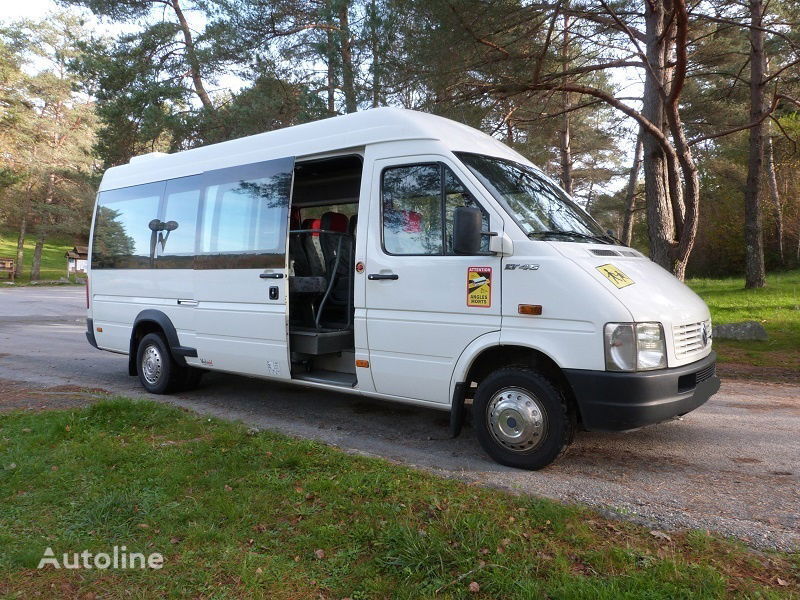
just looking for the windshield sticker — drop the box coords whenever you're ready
[467,267,492,307]
[596,264,635,289]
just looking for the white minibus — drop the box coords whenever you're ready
[86,107,720,469]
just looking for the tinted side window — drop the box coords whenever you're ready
[91,181,165,269]
[381,163,489,256]
[157,175,201,268]
[382,164,443,255]
[198,158,293,268]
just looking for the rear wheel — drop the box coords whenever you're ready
[473,368,574,470]
[136,333,184,394]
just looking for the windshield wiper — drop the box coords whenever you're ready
[528,230,614,245]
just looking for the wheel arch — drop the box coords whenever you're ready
[128,310,195,376]
[449,337,582,430]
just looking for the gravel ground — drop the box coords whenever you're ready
[0,286,798,552]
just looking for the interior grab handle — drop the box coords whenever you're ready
[368,273,399,281]
[259,273,285,279]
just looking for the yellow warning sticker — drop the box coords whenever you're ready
[596,263,635,289]
[467,266,492,307]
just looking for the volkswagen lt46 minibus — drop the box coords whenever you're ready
[85,107,720,469]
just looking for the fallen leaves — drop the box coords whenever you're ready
[314,549,325,560]
[468,581,480,593]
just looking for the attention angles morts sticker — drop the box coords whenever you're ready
[467,266,492,307]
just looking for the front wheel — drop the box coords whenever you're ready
[473,368,574,470]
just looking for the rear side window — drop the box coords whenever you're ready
[197,159,293,268]
[91,181,165,269]
[157,175,202,267]
[91,157,293,270]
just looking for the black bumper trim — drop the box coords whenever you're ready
[564,351,720,431]
[85,318,98,349]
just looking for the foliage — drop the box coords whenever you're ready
[689,269,800,379]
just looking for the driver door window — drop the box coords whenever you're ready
[381,163,489,256]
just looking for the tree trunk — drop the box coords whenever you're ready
[14,213,27,279]
[326,22,337,114]
[641,0,675,271]
[765,129,784,264]
[744,0,767,288]
[369,0,381,108]
[30,233,44,281]
[622,129,644,245]
[559,12,573,195]
[171,0,214,112]
[338,0,358,113]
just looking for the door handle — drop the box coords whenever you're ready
[177,299,198,306]
[259,273,285,279]
[367,273,399,280]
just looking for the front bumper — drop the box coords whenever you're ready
[564,351,720,431]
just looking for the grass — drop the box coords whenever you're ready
[0,228,79,283]
[0,398,797,598]
[688,269,800,378]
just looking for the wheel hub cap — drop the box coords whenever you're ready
[487,387,547,452]
[141,345,162,385]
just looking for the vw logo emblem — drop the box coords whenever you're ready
[701,323,709,346]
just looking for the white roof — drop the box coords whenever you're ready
[99,107,527,191]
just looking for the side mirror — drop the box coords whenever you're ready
[453,206,482,255]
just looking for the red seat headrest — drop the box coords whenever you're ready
[402,210,422,233]
[322,211,348,233]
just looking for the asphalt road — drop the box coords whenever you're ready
[1,286,798,551]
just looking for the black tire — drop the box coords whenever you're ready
[135,333,184,394]
[180,367,204,391]
[472,368,574,470]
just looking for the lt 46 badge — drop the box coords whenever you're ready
[467,267,492,307]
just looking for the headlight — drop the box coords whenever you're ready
[604,322,667,372]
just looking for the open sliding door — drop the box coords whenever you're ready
[192,157,295,379]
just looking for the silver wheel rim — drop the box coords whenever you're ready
[141,344,163,385]
[487,386,547,452]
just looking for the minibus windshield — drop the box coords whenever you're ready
[456,153,612,244]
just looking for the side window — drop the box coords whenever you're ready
[157,175,201,267]
[198,158,293,267]
[91,181,165,269]
[382,164,443,255]
[381,163,489,256]
[444,167,490,253]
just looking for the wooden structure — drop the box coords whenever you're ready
[0,257,14,281]
[65,246,89,276]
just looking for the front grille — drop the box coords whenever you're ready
[678,362,716,392]
[673,320,711,358]
[696,362,716,384]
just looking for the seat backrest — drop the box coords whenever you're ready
[320,212,349,272]
[348,214,358,236]
[289,209,310,276]
[301,218,324,276]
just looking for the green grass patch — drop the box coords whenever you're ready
[0,227,80,283]
[688,269,800,376]
[0,398,796,598]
